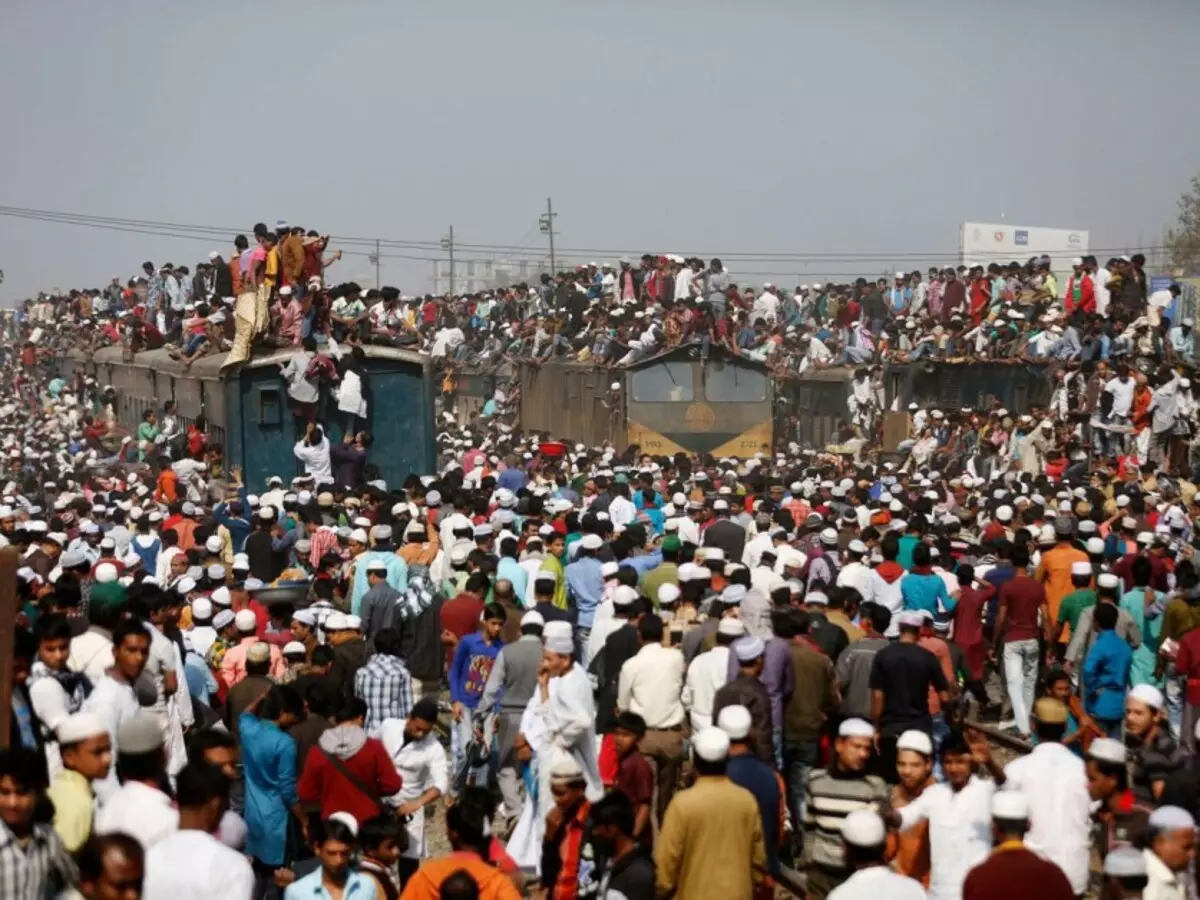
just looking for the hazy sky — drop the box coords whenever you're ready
[2,0,1198,301]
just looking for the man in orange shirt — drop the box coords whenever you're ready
[1036,518,1088,650]
[400,801,521,899]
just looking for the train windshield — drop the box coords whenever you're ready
[705,363,767,403]
[630,362,694,402]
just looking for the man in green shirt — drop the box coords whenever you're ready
[1054,561,1096,644]
[641,536,681,606]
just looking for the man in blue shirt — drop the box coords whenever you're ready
[1082,602,1133,737]
[495,537,528,607]
[566,534,606,641]
[718,704,783,877]
[284,815,376,900]
[448,603,505,797]
[239,685,305,873]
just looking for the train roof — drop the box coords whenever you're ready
[63,343,429,382]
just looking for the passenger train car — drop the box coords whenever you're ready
[56,345,437,491]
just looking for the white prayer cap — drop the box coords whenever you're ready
[543,621,574,655]
[841,810,887,847]
[549,751,585,784]
[56,712,108,745]
[349,528,369,544]
[600,561,620,578]
[995,505,1013,522]
[896,730,933,756]
[1085,537,1105,555]
[806,591,829,607]
[580,534,603,551]
[324,612,351,631]
[293,609,317,626]
[720,585,747,606]
[838,718,874,739]
[732,636,764,662]
[652,585,679,609]
[327,812,358,837]
[1103,846,1146,878]
[234,609,257,631]
[210,587,232,607]
[520,610,545,628]
[176,577,197,596]
[991,791,1029,821]
[345,615,362,631]
[1148,805,1196,832]
[717,618,746,638]
[613,586,639,607]
[692,727,730,763]
[213,610,236,630]
[848,539,867,555]
[704,547,726,561]
[717,705,752,741]
[1127,684,1164,710]
[204,535,223,554]
[191,598,213,620]
[1088,737,1126,765]
[95,562,118,584]
[1070,561,1091,577]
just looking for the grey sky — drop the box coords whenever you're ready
[2,0,1198,301]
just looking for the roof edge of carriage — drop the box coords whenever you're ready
[59,343,430,381]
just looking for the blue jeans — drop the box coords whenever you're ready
[931,713,951,781]
[784,740,821,841]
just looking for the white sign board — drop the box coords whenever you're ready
[959,222,1089,278]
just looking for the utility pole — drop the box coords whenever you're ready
[539,197,557,274]
[369,239,381,289]
[441,227,455,294]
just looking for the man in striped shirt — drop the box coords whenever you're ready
[802,718,889,900]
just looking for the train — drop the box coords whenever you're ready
[56,345,437,491]
[55,344,1053,482]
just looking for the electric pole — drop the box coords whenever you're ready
[441,227,455,294]
[368,239,381,289]
[539,197,557,274]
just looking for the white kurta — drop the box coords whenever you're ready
[378,718,449,860]
[506,665,602,872]
[897,776,995,900]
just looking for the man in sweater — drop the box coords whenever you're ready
[961,791,1075,900]
[803,718,889,899]
[447,602,505,798]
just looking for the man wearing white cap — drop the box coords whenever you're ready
[477,611,545,825]
[1123,683,1182,805]
[884,728,1004,900]
[47,712,112,853]
[803,718,888,899]
[1000,698,1090,896]
[713,636,773,764]
[719,705,784,878]
[960,791,1075,900]
[655,726,765,900]
[827,810,925,900]
[1143,806,1196,900]
[507,621,601,872]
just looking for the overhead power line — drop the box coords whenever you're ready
[0,203,1165,267]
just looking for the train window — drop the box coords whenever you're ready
[705,364,767,403]
[258,388,282,426]
[630,362,693,403]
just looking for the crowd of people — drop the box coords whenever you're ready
[3,232,1200,900]
[14,228,1195,382]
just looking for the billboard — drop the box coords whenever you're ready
[959,222,1089,283]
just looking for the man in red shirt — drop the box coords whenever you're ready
[298,696,402,824]
[440,572,488,667]
[962,792,1074,900]
[951,564,994,712]
[993,545,1048,739]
